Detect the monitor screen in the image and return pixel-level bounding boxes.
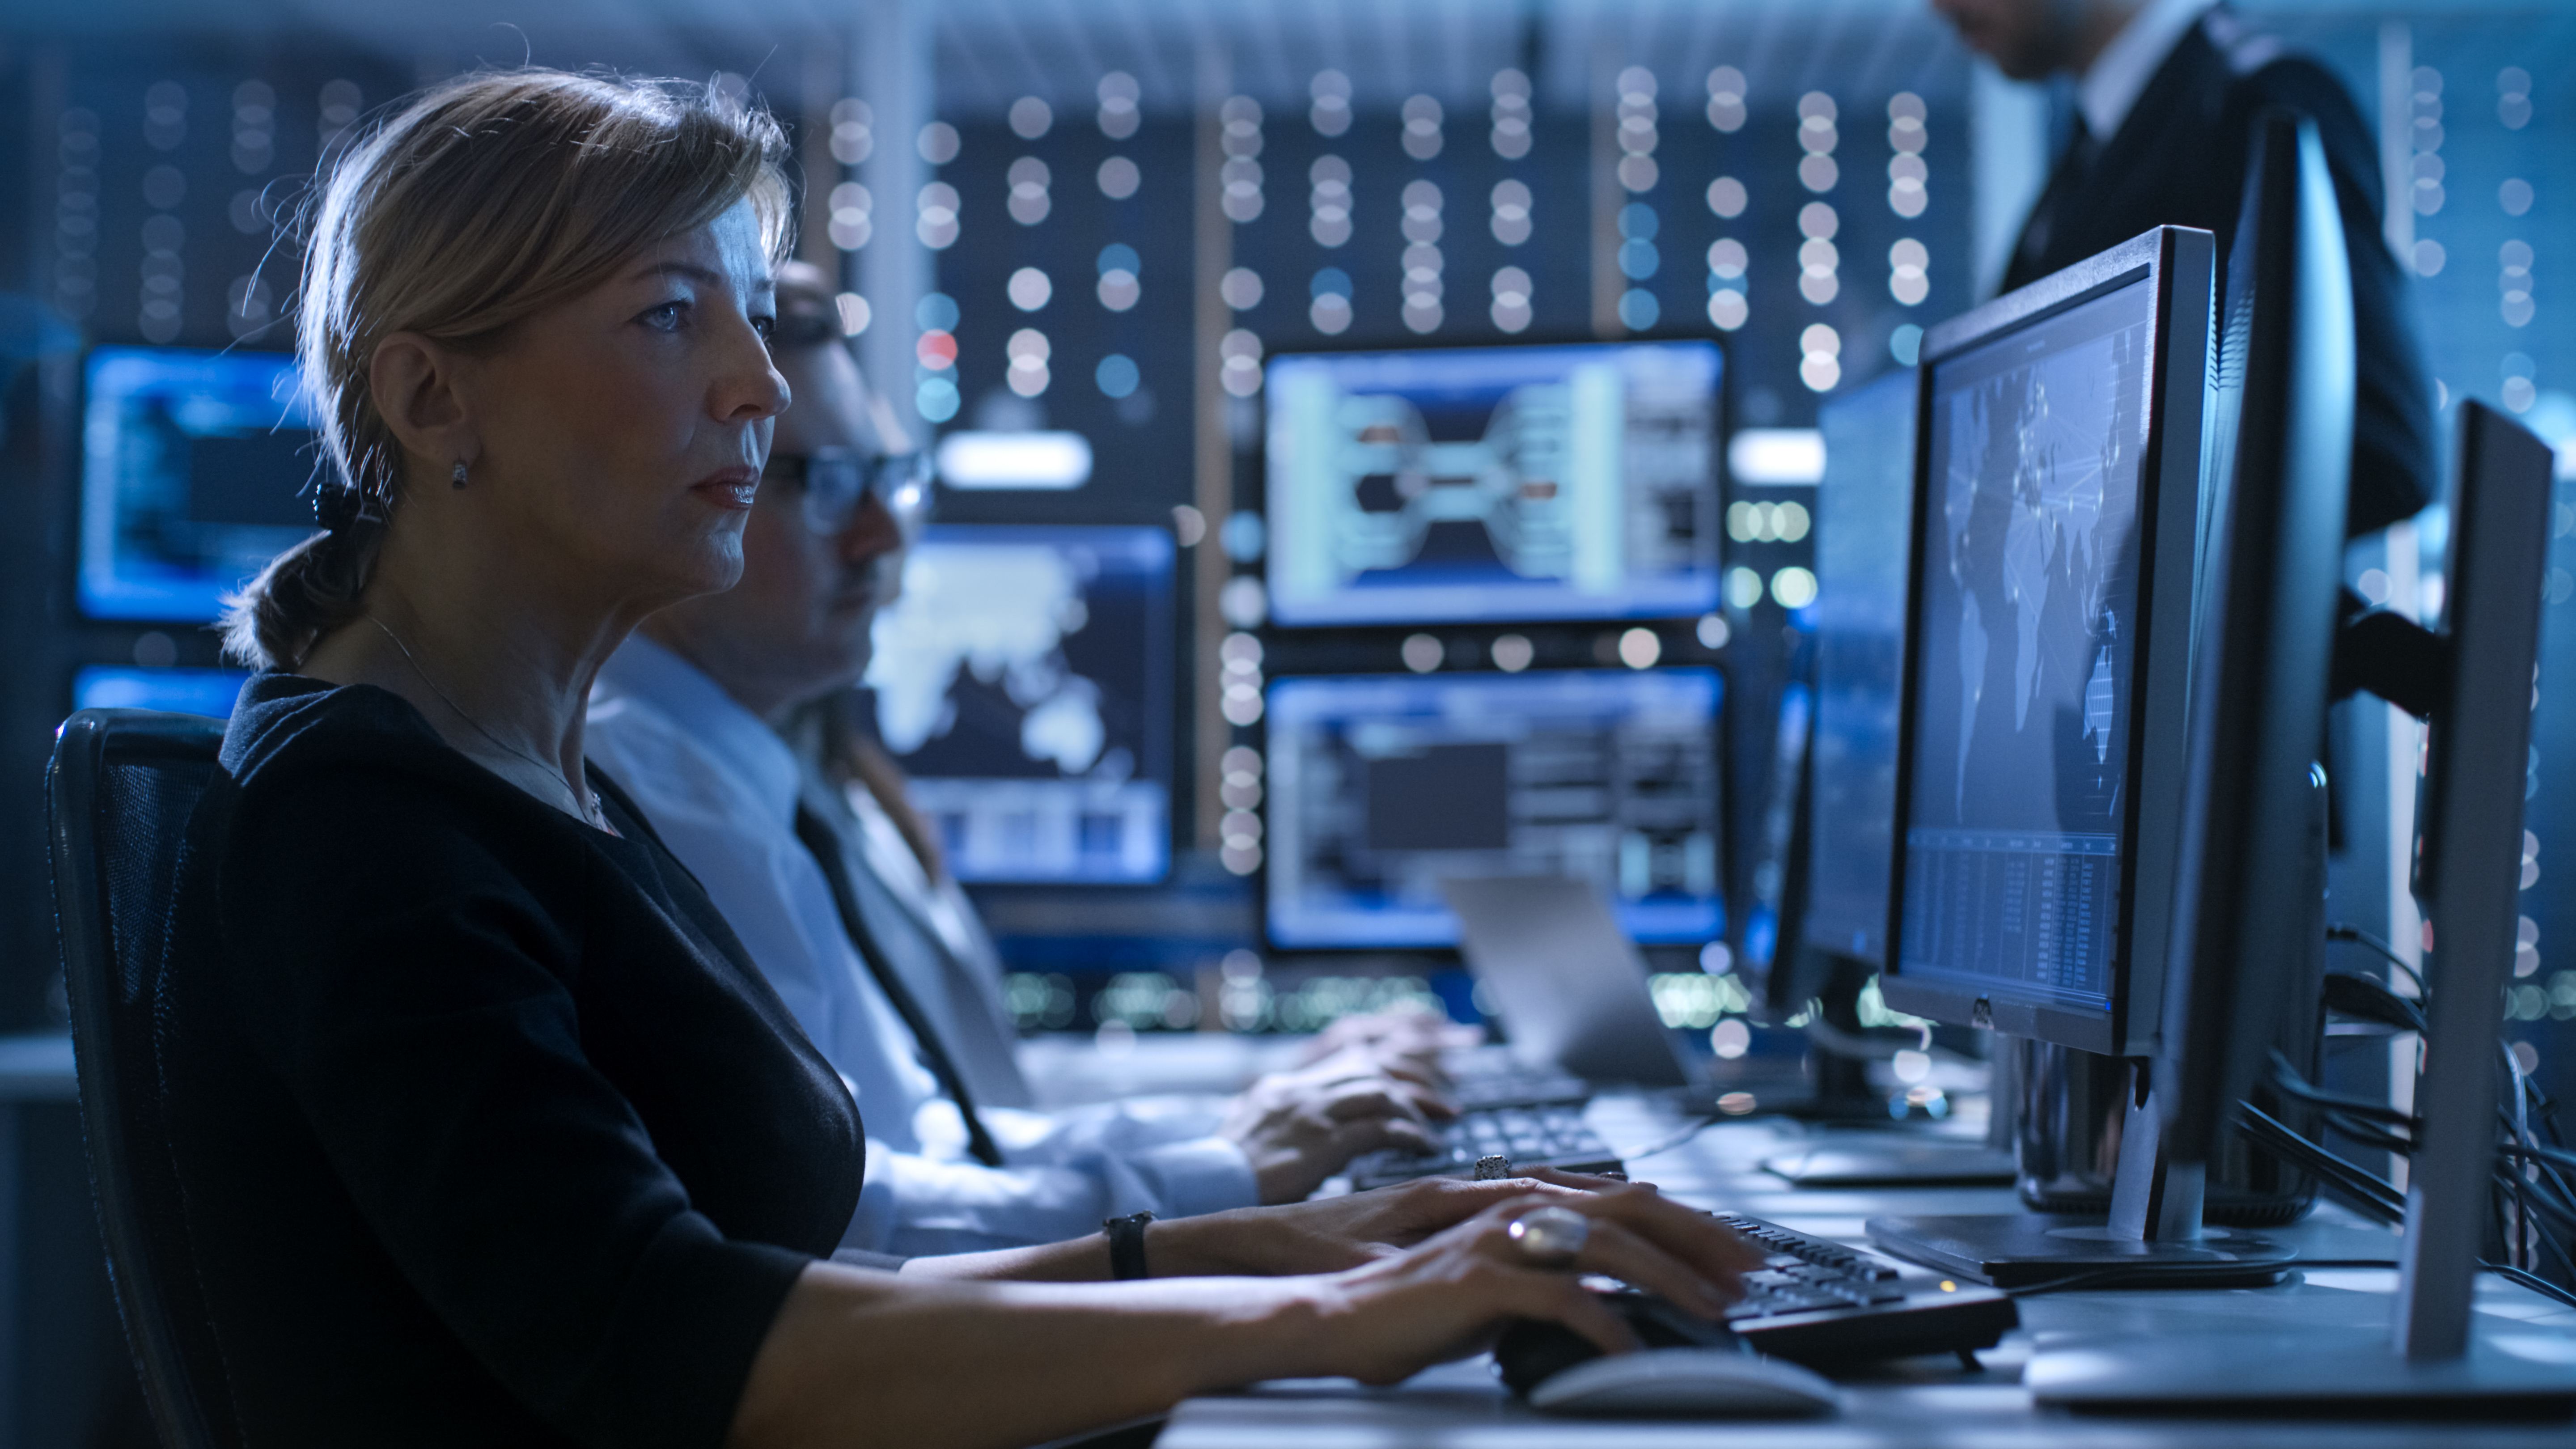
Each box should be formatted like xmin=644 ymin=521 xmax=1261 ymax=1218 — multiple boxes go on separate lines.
xmin=1741 ymin=679 xmax=1812 ymax=976
xmin=1264 ymin=340 xmax=1722 ymax=627
xmin=1803 ymin=369 xmax=1919 ymax=969
xmin=80 ymin=346 xmax=316 ymax=622
xmin=1894 ymin=278 xmax=2157 ymax=1020
xmin=864 ymin=525 xmax=1173 ymax=884
xmin=72 ymin=666 xmax=251 ymax=718
xmin=1264 ymin=668 xmax=1723 ymax=948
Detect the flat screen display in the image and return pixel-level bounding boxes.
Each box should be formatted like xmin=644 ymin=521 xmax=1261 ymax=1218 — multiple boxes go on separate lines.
xmin=73 ymin=666 xmax=251 ymax=718
xmin=865 ymin=525 xmax=1173 ymax=883
xmin=1264 ymin=341 xmax=1722 ymax=627
xmin=1803 ymin=369 xmax=1919 ymax=968
xmin=1265 ymin=668 xmax=1723 ymax=948
xmin=1895 ymin=280 xmax=2157 ymax=1017
xmin=80 ymin=346 xmax=315 ymax=622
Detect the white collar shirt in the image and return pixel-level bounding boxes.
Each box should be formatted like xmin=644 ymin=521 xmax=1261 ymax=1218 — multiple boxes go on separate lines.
xmin=585 ymin=637 xmax=1254 ymax=1256
xmin=2080 ymin=0 xmax=2218 ymax=144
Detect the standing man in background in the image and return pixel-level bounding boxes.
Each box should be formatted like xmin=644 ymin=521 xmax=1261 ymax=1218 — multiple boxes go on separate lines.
xmin=585 ymin=263 xmax=1459 ymax=1259
xmin=1934 ymin=0 xmax=2438 ymax=534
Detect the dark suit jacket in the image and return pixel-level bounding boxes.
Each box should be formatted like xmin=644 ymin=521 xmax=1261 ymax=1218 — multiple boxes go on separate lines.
xmin=2005 ymin=8 xmax=2437 ymax=535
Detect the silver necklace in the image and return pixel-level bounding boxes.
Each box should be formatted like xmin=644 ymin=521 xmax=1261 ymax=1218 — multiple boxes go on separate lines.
xmin=365 ymin=613 xmax=609 ymax=830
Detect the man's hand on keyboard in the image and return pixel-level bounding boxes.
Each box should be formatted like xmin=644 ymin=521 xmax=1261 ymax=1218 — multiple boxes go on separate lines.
xmin=1297 ymin=1009 xmax=1484 ymax=1083
xmin=1223 ymin=1059 xmax=1458 ymax=1204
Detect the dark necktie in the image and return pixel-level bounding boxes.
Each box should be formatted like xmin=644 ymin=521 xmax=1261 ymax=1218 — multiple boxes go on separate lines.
xmin=2010 ymin=111 xmax=2097 ymax=283
xmin=793 ymin=803 xmax=1007 ymax=1168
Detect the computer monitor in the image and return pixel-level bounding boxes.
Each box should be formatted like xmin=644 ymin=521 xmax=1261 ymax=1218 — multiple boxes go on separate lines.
xmin=1754 ymin=369 xmax=2028 ymax=1166
xmin=79 ymin=346 xmax=316 ymax=622
xmin=2394 ymin=399 xmax=2558 ymax=1363
xmin=2151 ymin=110 xmax=2354 ymax=1186
xmin=1263 ymin=668 xmax=1723 ymax=949
xmin=1794 ymin=367 xmax=1921 ymax=989
xmin=863 ymin=525 xmax=1174 ymax=884
xmin=1263 ymin=340 xmax=1723 ymax=627
xmin=1739 ymin=678 xmax=1811 ymax=986
xmin=1860 ymin=226 xmax=2307 ymax=1284
xmin=72 ymin=666 xmax=251 ymax=718
xmin=1877 ymin=226 xmax=2214 ymax=1059
xmin=2027 ymin=116 xmax=2568 ymax=1412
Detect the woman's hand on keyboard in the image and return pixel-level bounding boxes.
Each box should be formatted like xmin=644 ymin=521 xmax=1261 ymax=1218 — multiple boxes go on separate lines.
xmin=1151 ymin=1169 xmax=1614 ymax=1278
xmin=1279 ymin=1180 xmax=1766 ymax=1385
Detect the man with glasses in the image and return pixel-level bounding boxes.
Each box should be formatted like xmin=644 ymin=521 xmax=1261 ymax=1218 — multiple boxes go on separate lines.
xmin=586 ymin=263 xmax=1453 ymax=1258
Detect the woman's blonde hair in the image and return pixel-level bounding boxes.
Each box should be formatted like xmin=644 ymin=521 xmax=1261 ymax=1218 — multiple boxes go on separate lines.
xmin=220 ymin=68 xmax=792 ymax=668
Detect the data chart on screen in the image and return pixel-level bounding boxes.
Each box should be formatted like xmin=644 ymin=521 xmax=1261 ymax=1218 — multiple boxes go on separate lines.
xmin=1264 ymin=341 xmax=1722 ymax=627
xmin=80 ymin=347 xmax=318 ymax=622
xmin=865 ymin=525 xmax=1173 ymax=883
xmin=1265 ymin=669 xmax=1723 ymax=949
xmin=1897 ymin=281 xmax=2156 ymax=1014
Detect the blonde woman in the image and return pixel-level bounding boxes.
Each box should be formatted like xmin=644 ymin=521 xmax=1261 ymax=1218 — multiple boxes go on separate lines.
xmin=169 ymin=69 xmax=1754 ymax=1448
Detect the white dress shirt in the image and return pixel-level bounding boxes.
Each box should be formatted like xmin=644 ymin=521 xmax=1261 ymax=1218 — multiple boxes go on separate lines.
xmin=841 ymin=780 xmax=1034 ymax=1111
xmin=585 ymin=637 xmax=1256 ymax=1257
xmin=2079 ymin=0 xmax=2219 ymax=144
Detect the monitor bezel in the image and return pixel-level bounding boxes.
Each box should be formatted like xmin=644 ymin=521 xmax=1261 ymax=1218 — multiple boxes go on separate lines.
xmin=1255 ymin=330 xmax=1730 ymax=630
xmin=1878 ymin=225 xmax=2216 ymax=1058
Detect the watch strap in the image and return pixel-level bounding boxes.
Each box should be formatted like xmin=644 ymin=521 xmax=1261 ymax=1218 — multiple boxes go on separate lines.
xmin=1104 ymin=1211 xmax=1156 ymax=1280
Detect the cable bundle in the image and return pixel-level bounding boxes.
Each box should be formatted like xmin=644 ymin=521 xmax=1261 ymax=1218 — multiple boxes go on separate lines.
xmin=2224 ymin=924 xmax=2576 ymax=1311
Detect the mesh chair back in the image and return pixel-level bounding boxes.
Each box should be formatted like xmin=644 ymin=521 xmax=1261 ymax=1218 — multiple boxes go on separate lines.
xmin=50 ymin=708 xmax=234 ymax=1449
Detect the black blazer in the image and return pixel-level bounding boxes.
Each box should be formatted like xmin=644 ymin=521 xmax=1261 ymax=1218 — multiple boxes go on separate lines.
xmin=2006 ymin=8 xmax=2438 ymax=536
xmin=160 ymin=674 xmax=864 ymax=1447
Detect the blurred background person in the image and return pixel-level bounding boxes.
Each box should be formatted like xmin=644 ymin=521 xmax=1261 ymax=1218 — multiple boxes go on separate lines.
xmin=1931 ymin=0 xmax=2435 ymax=532
xmin=586 ymin=263 xmax=1463 ymax=1257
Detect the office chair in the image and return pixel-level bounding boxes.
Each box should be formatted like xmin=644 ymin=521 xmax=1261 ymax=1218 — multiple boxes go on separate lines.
xmin=49 ymin=708 xmax=235 ymax=1449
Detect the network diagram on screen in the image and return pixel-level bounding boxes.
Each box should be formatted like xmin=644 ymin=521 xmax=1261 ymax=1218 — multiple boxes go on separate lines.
xmin=864 ymin=525 xmax=1173 ymax=884
xmin=1898 ymin=284 xmax=2156 ymax=1014
xmin=1264 ymin=341 xmax=1722 ymax=627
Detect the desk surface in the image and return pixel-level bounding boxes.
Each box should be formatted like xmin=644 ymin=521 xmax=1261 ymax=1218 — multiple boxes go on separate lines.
xmin=1163 ymin=1092 xmax=2576 ymax=1449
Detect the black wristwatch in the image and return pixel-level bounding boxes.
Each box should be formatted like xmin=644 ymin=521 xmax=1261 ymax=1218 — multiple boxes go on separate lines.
xmin=1104 ymin=1211 xmax=1156 ymax=1280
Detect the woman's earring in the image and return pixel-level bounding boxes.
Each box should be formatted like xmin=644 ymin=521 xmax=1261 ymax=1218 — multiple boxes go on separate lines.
xmin=451 ymin=459 xmax=469 ymax=489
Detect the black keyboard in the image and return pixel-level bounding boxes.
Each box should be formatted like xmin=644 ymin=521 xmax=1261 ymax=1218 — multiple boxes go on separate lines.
xmin=1495 ymin=1214 xmax=2016 ymax=1387
xmin=1703 ymin=1212 xmax=2019 ymax=1365
xmin=1346 ymin=1102 xmax=1623 ymax=1191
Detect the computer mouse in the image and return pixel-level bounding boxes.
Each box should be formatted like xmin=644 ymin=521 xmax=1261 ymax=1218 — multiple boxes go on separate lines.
xmin=1530 ymin=1348 xmax=1842 ymax=1416
xmin=1493 ymin=1292 xmax=1841 ymax=1418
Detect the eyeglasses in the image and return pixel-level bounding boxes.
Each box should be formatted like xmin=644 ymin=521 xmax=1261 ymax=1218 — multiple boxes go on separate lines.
xmin=760 ymin=447 xmax=933 ymax=537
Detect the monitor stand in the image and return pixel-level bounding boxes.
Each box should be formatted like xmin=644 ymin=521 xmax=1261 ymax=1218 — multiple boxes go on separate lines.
xmin=1758 ymin=1135 xmax=2017 ymax=1188
xmin=1759 ymin=961 xmax=2017 ymax=1188
xmin=2024 ymin=402 xmax=2576 ymax=1414
xmin=1865 ymin=1070 xmax=2295 ymax=1288
xmin=2027 ymin=1326 xmax=2576 ymax=1416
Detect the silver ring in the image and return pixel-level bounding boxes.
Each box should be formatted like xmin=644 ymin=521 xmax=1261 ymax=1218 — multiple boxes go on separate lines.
xmin=1505 ymin=1205 xmax=1591 ymax=1267
xmin=1473 ymin=1154 xmax=1513 ymax=1181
